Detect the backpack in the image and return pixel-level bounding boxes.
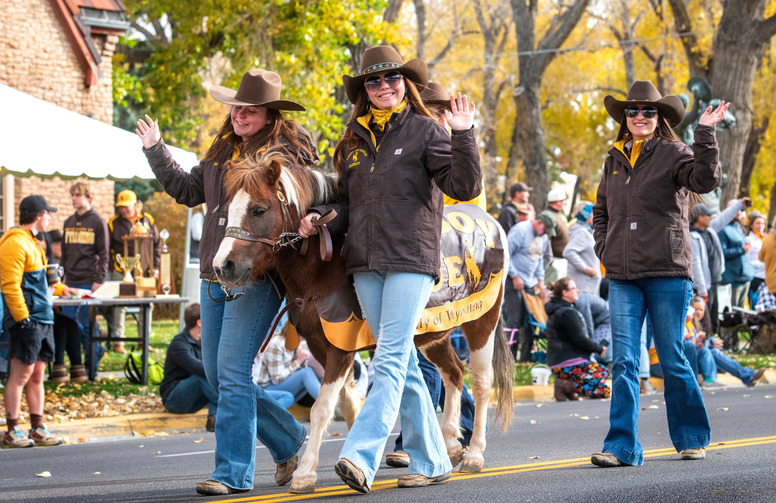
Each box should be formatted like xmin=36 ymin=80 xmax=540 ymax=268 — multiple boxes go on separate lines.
xmin=124 ymin=346 xmax=164 ymax=385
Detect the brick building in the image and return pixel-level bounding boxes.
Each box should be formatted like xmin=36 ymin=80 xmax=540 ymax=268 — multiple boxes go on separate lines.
xmin=0 ymin=0 xmax=129 ymax=230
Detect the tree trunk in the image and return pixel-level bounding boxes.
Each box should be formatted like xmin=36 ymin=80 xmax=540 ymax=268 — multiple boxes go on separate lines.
xmin=512 ymin=82 xmax=550 ymax=209
xmin=740 ymin=116 xmax=769 ymax=193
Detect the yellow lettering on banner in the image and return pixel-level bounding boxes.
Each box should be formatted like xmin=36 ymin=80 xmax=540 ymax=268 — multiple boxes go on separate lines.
xmin=474 ymin=218 xmax=496 ymax=248
xmin=444 ymin=255 xmax=465 ymax=287
xmin=447 ymin=212 xmax=475 ymax=234
xmin=416 ymin=270 xmax=504 ymax=334
xmin=432 ymin=265 xmax=445 ymax=292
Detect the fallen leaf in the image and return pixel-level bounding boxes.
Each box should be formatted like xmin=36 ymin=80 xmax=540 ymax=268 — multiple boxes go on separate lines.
xmin=579 ymin=416 xmax=589 ymax=420
xmin=717 ymin=407 xmax=729 ymax=411
xmin=649 ymin=405 xmax=659 ymax=409
xmin=94 ymin=472 xmax=101 ymax=475
xmin=36 ymin=471 xmax=52 ymax=478
xmin=530 ymin=419 xmax=536 ymax=425
xmin=155 ymin=451 xmax=162 ymax=454
xmin=193 ymin=438 xmax=204 ymax=444
xmin=535 ymin=404 xmax=543 ymax=408
xmin=78 ymin=438 xmax=86 ymax=443
xmin=331 ymin=432 xmax=340 ymax=437
xmin=764 ymin=395 xmax=773 ymax=399
xmin=530 ymin=456 xmax=540 ymax=459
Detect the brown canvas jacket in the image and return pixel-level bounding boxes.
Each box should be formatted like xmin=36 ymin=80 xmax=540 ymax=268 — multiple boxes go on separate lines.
xmin=314 ymin=107 xmax=482 ymax=279
xmin=593 ymin=124 xmax=721 ymax=281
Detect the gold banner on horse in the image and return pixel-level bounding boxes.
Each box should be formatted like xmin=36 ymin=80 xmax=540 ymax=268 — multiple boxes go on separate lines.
xmin=314 ymin=204 xmax=506 ymax=351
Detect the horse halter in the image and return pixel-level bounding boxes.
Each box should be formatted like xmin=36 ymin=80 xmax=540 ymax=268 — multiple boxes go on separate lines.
xmin=224 ymin=188 xmax=303 ymax=253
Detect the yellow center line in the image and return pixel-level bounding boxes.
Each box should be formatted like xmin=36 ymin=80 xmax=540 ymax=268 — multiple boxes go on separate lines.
xmin=218 ymin=435 xmax=776 ymax=503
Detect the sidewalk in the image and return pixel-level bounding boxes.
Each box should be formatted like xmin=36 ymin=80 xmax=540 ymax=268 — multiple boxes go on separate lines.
xmin=49 ymin=370 xmax=774 ymax=444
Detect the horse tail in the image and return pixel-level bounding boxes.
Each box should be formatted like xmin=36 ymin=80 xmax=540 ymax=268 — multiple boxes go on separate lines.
xmin=491 ymin=315 xmax=515 ymax=432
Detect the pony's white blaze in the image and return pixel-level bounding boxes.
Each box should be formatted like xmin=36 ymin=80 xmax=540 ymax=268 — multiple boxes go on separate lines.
xmin=212 ymin=189 xmax=252 ymax=268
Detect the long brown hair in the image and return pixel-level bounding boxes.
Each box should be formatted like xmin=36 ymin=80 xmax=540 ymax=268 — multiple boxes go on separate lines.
xmin=332 ymin=76 xmax=432 ymax=176
xmin=204 ymin=109 xmax=315 ymax=165
xmin=615 ymin=114 xmax=680 ymax=142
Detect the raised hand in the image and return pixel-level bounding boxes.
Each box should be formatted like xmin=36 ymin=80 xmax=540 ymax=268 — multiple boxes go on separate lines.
xmin=444 ymin=92 xmax=475 ymax=131
xmin=698 ymin=100 xmax=731 ymax=128
xmin=135 ymin=114 xmax=162 ymax=148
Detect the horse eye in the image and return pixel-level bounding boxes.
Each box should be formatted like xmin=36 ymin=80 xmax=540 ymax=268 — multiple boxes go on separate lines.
xmin=252 ymin=207 xmax=266 ymax=217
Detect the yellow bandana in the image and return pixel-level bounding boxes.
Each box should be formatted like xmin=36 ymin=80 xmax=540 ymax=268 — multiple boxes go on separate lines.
xmin=356 ymin=99 xmax=408 ymax=149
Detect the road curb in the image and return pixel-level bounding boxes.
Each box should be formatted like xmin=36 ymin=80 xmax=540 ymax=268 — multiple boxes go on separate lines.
xmin=51 ymin=370 xmax=775 ymax=443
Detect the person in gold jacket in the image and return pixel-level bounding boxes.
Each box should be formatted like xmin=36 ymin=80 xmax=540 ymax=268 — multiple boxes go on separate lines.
xmin=1 ymin=196 xmax=78 ymax=448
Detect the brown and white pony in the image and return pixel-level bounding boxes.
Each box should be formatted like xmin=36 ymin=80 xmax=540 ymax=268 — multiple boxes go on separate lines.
xmin=213 ymin=151 xmax=513 ymax=494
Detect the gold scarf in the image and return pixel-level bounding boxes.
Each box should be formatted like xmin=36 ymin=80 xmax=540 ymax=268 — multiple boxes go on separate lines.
xmin=356 ymin=99 xmax=408 ymax=149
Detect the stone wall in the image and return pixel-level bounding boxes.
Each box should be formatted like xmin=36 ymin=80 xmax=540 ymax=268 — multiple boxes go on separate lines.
xmin=0 ymin=0 xmax=117 ymax=123
xmin=1 ymin=0 xmax=119 ymax=226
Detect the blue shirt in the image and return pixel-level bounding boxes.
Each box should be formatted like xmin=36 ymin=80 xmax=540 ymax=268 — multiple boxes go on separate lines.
xmin=507 ymin=220 xmax=547 ymax=288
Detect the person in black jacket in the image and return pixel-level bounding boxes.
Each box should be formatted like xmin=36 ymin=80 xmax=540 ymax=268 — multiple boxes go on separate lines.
xmin=545 ymin=277 xmax=609 ymax=401
xmin=160 ymin=303 xmax=217 ymax=432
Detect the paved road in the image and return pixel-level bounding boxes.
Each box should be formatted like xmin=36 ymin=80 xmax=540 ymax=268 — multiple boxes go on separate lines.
xmin=1 ymin=384 xmax=774 ymax=502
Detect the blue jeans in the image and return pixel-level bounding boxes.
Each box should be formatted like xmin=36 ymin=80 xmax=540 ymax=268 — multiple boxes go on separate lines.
xmin=263 ymin=366 xmax=321 ymax=402
xmin=164 ymin=374 xmax=218 ymax=416
xmin=705 ymin=347 xmax=756 ymax=384
xmin=340 ymin=271 xmax=451 ymax=487
xmin=62 ymin=282 xmax=103 ymax=373
xmin=394 ymin=351 xmax=475 ymax=450
xmin=604 ymin=278 xmax=710 ymax=465
xmin=200 ymin=279 xmax=305 ymax=490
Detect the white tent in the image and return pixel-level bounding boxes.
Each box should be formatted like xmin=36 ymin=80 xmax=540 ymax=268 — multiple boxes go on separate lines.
xmin=0 ymin=83 xmax=201 ymax=319
xmin=0 ymin=83 xmax=198 ymax=179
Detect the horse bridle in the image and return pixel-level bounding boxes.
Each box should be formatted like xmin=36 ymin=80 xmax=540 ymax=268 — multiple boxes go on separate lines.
xmin=216 ymin=187 xmax=336 ymax=301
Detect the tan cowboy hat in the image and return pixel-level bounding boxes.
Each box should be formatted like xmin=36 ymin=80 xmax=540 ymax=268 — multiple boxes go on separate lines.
xmin=420 ymin=81 xmax=451 ymax=110
xmin=343 ymin=45 xmax=428 ymax=104
xmin=604 ymin=80 xmax=685 ymax=127
xmin=210 ymin=69 xmax=305 ymax=111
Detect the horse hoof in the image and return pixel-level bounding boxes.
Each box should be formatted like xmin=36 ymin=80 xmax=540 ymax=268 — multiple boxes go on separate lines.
xmin=448 ymin=445 xmax=466 ymax=468
xmin=459 ymin=456 xmax=483 ymax=473
xmin=289 ymin=480 xmax=316 ymax=494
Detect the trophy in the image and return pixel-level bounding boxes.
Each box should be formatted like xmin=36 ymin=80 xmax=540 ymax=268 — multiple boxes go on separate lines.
xmin=123 ymin=224 xmax=156 ymax=297
xmin=156 ymin=229 xmax=178 ymax=297
xmin=117 ymin=253 xmax=140 ymax=296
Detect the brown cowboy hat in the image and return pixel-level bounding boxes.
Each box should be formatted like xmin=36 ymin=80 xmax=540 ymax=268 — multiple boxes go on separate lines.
xmin=420 ymin=81 xmax=451 ymax=110
xmin=210 ymin=69 xmax=305 ymax=111
xmin=604 ymin=80 xmax=684 ymax=127
xmin=343 ymin=45 xmax=428 ymax=104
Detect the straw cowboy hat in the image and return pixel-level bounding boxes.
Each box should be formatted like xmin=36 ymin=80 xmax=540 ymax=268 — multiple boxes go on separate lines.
xmin=343 ymin=45 xmax=428 ymax=104
xmin=604 ymin=80 xmax=685 ymax=127
xmin=210 ymin=69 xmax=305 ymax=111
xmin=420 ymin=81 xmax=452 ymax=110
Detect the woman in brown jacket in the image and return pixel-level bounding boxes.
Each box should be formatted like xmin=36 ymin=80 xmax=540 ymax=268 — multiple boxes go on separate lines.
xmin=298 ymin=46 xmax=481 ymax=493
xmin=591 ymin=80 xmax=729 ymax=468
xmin=135 ymin=69 xmax=316 ymax=496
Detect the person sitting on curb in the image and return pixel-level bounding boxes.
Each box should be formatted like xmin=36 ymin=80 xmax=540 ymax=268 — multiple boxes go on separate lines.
xmin=545 ymin=277 xmax=610 ymax=401
xmin=1 ymin=195 xmax=79 ymax=448
xmin=255 ymin=324 xmax=321 ymax=405
xmin=688 ymin=296 xmax=765 ymax=388
xmin=159 ymin=303 xmax=218 ymax=432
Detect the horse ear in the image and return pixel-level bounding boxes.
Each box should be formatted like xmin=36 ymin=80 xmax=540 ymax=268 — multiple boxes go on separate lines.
xmin=263 ymin=156 xmax=283 ymax=186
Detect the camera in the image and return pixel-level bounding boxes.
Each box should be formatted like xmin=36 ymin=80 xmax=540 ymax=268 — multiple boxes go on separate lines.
xmin=744 ymin=199 xmax=752 ymax=207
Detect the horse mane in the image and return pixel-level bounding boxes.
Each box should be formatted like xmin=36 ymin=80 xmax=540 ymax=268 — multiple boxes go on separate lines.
xmin=224 ymin=149 xmax=338 ymax=216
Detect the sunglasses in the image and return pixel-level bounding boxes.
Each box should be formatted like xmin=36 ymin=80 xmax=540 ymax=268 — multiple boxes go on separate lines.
xmin=624 ymin=106 xmax=658 ymax=119
xmin=364 ymin=72 xmax=403 ymax=92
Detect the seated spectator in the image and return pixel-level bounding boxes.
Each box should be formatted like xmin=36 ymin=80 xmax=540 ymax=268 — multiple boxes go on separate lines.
xmin=255 ymin=324 xmax=321 ymax=405
xmin=545 ymin=277 xmax=609 ymax=400
xmin=689 ymin=297 xmax=765 ymax=387
xmin=159 ymin=303 xmax=218 ymax=432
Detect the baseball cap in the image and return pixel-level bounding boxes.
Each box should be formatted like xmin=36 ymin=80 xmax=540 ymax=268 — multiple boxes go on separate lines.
xmin=690 ymin=203 xmax=714 ymax=223
xmin=513 ymin=182 xmax=532 ymax=192
xmin=116 ymin=190 xmax=138 ymax=207
xmin=20 ymin=195 xmax=57 ymax=215
xmin=537 ymin=210 xmax=557 ymax=237
xmin=547 ymin=188 xmax=567 ymax=203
